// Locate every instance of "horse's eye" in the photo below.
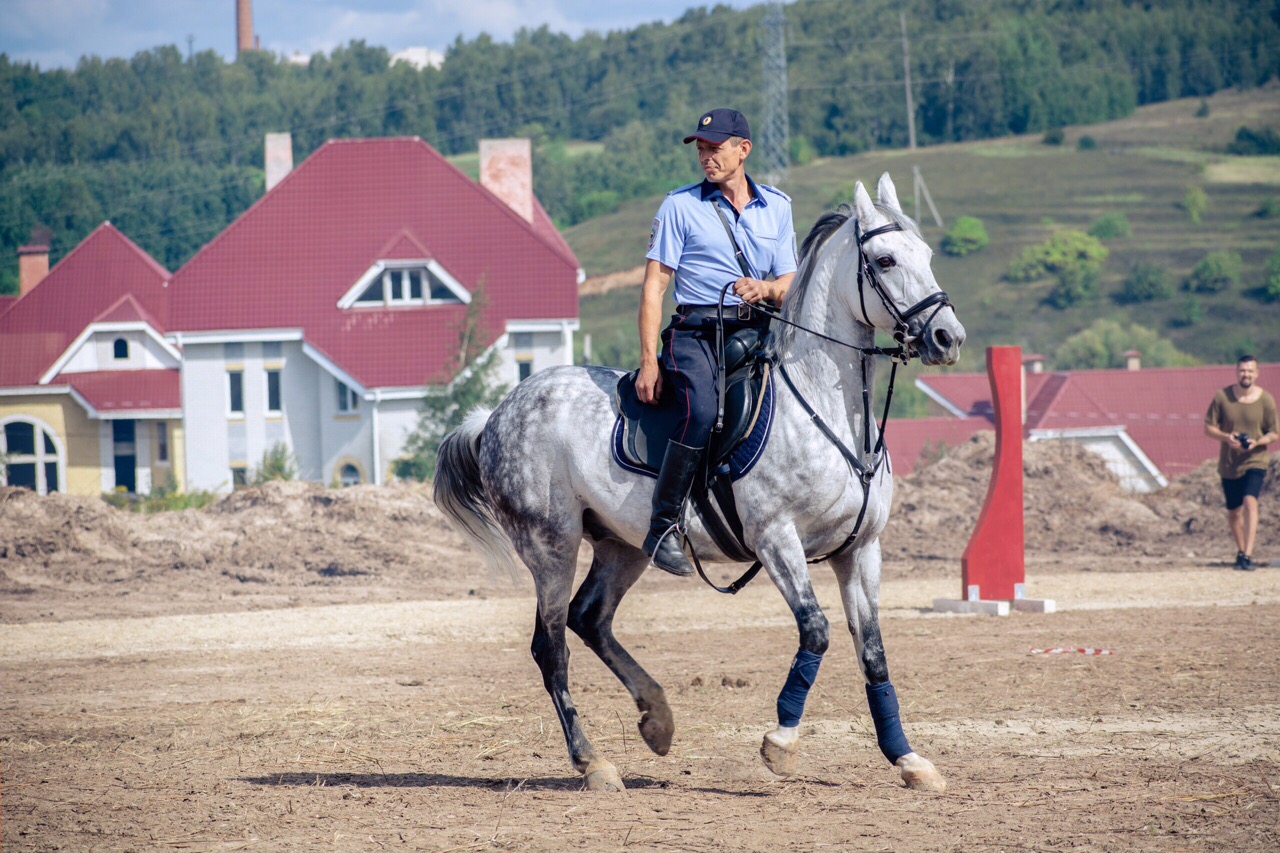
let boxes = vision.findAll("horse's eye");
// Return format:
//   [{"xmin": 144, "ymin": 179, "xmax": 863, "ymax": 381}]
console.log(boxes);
[{"xmin": 876, "ymin": 255, "xmax": 895, "ymax": 269}]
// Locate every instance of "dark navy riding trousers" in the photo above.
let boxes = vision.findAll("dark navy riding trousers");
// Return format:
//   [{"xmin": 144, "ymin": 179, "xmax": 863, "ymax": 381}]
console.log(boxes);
[{"xmin": 659, "ymin": 307, "xmax": 769, "ymax": 449}]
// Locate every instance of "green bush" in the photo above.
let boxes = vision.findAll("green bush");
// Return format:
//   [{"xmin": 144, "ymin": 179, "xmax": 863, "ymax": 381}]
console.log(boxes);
[
  {"xmin": 1117, "ymin": 262, "xmax": 1173, "ymax": 303},
  {"xmin": 252, "ymin": 442, "xmax": 300, "ymax": 484},
  {"xmin": 789, "ymin": 135, "xmax": 816, "ymax": 167},
  {"xmin": 1175, "ymin": 295, "xmax": 1202, "ymax": 327},
  {"xmin": 1180, "ymin": 185, "xmax": 1208, "ymax": 223},
  {"xmin": 940, "ymin": 216, "xmax": 989, "ymax": 257},
  {"xmin": 1077, "ymin": 135, "xmax": 1097, "ymax": 150},
  {"xmin": 1264, "ymin": 246, "xmax": 1280, "ymax": 302},
  {"xmin": 1195, "ymin": 99, "xmax": 1211, "ymax": 118},
  {"xmin": 1254, "ymin": 197, "xmax": 1280, "ymax": 219},
  {"xmin": 573, "ymin": 189, "xmax": 620, "ymax": 221},
  {"xmin": 1226, "ymin": 125, "xmax": 1280, "ymax": 155},
  {"xmin": 101, "ymin": 486, "xmax": 220, "ymax": 513},
  {"xmin": 1087, "ymin": 211, "xmax": 1131, "ymax": 240},
  {"xmin": 1048, "ymin": 263, "xmax": 1101, "ymax": 308},
  {"xmin": 1054, "ymin": 319, "xmax": 1198, "ymax": 369},
  {"xmin": 1007, "ymin": 230, "xmax": 1109, "ymax": 282},
  {"xmin": 1186, "ymin": 250, "xmax": 1242, "ymax": 293},
  {"xmin": 1042, "ymin": 127, "xmax": 1065, "ymax": 145}
]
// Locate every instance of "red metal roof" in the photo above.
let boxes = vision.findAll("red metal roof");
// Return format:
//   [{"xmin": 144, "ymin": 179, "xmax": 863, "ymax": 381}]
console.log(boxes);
[
  {"xmin": 0, "ymin": 295, "xmax": 16, "ymax": 318},
  {"xmin": 0, "ymin": 224, "xmax": 172, "ymax": 388},
  {"xmin": 51, "ymin": 370, "xmax": 181, "ymax": 414},
  {"xmin": 918, "ymin": 363, "xmax": 1280, "ymax": 479},
  {"xmin": 168, "ymin": 137, "xmax": 580, "ymax": 388},
  {"xmin": 888, "ymin": 416, "xmax": 992, "ymax": 476}
]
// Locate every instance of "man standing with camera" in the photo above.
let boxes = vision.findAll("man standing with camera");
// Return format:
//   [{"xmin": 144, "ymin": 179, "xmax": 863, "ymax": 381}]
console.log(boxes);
[{"xmin": 1204, "ymin": 355, "xmax": 1278, "ymax": 570}]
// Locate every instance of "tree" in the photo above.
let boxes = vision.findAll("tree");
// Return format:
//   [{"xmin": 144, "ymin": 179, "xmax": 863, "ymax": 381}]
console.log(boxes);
[
  {"xmin": 1117, "ymin": 262, "xmax": 1172, "ymax": 303},
  {"xmin": 1088, "ymin": 211, "xmax": 1131, "ymax": 240},
  {"xmin": 1263, "ymin": 245, "xmax": 1280, "ymax": 303},
  {"xmin": 1054, "ymin": 319, "xmax": 1198, "ymax": 370},
  {"xmin": 1180, "ymin": 185, "xmax": 1208, "ymax": 223},
  {"xmin": 393, "ymin": 292, "xmax": 509, "ymax": 481},
  {"xmin": 941, "ymin": 216, "xmax": 989, "ymax": 257},
  {"xmin": 1186, "ymin": 250, "xmax": 1242, "ymax": 293},
  {"xmin": 1007, "ymin": 230, "xmax": 1108, "ymax": 282},
  {"xmin": 1048, "ymin": 263, "xmax": 1101, "ymax": 308}
]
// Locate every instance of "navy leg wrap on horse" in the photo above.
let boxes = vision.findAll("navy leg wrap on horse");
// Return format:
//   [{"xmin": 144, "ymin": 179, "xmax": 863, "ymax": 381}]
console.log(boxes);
[
  {"xmin": 776, "ymin": 649, "xmax": 824, "ymax": 727},
  {"xmin": 866, "ymin": 680, "xmax": 913, "ymax": 764}
]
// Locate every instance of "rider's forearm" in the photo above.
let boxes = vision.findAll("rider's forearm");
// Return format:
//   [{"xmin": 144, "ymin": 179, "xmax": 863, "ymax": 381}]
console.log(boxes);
[{"xmin": 771, "ymin": 273, "xmax": 796, "ymax": 304}]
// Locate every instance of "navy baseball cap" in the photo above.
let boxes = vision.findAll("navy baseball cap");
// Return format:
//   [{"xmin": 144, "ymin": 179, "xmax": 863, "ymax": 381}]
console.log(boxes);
[{"xmin": 683, "ymin": 108, "xmax": 751, "ymax": 144}]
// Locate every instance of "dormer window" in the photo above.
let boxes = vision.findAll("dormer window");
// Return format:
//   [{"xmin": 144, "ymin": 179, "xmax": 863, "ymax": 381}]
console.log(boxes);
[
  {"xmin": 339, "ymin": 260, "xmax": 470, "ymax": 310},
  {"xmin": 113, "ymin": 338, "xmax": 129, "ymax": 360}
]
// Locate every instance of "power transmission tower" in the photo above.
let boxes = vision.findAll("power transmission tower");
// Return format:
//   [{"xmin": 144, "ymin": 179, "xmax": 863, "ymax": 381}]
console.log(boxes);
[
  {"xmin": 759, "ymin": 3, "xmax": 789, "ymax": 186},
  {"xmin": 899, "ymin": 11, "xmax": 917, "ymax": 150}
]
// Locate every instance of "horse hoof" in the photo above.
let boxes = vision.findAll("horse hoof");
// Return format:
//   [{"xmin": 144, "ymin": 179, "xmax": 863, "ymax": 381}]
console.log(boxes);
[
  {"xmin": 896, "ymin": 753, "xmax": 946, "ymax": 792},
  {"xmin": 759, "ymin": 731, "xmax": 799, "ymax": 777},
  {"xmin": 638, "ymin": 706, "xmax": 674, "ymax": 756},
  {"xmin": 583, "ymin": 759, "xmax": 626, "ymax": 793}
]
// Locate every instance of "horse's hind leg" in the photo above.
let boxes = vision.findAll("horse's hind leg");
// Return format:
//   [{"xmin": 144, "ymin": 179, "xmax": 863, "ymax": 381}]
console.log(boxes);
[
  {"xmin": 832, "ymin": 540, "xmax": 946, "ymax": 792},
  {"xmin": 568, "ymin": 539, "xmax": 674, "ymax": 756},
  {"xmin": 522, "ymin": 535, "xmax": 625, "ymax": 792}
]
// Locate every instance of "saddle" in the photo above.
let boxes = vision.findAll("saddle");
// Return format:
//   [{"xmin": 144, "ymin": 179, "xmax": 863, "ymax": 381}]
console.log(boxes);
[{"xmin": 612, "ymin": 327, "xmax": 775, "ymax": 563}]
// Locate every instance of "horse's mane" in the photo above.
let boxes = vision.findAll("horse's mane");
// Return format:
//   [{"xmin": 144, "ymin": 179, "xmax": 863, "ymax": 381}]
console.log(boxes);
[{"xmin": 765, "ymin": 201, "xmax": 920, "ymax": 359}]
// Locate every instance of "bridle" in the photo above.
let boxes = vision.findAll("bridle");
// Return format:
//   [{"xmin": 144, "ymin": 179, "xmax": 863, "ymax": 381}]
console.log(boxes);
[{"xmin": 694, "ymin": 216, "xmax": 955, "ymax": 594}]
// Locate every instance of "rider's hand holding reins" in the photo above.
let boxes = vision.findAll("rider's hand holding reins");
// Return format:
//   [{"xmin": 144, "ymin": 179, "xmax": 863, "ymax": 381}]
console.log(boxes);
[{"xmin": 733, "ymin": 273, "xmax": 794, "ymax": 304}]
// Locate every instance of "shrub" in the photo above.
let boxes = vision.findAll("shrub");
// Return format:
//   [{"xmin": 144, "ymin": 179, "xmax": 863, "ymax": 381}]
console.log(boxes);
[
  {"xmin": 1254, "ymin": 197, "xmax": 1280, "ymax": 219},
  {"xmin": 1087, "ymin": 211, "xmax": 1131, "ymax": 240},
  {"xmin": 252, "ymin": 442, "xmax": 299, "ymax": 484},
  {"xmin": 789, "ymin": 135, "xmax": 816, "ymax": 167},
  {"xmin": 1186, "ymin": 250, "xmax": 1242, "ymax": 293},
  {"xmin": 1180, "ymin": 186, "xmax": 1208, "ymax": 223},
  {"xmin": 1048, "ymin": 263, "xmax": 1101, "ymax": 308},
  {"xmin": 1176, "ymin": 295, "xmax": 1202, "ymax": 327},
  {"xmin": 1117, "ymin": 262, "xmax": 1173, "ymax": 303},
  {"xmin": 940, "ymin": 216, "xmax": 989, "ymax": 257},
  {"xmin": 1054, "ymin": 319, "xmax": 1198, "ymax": 370},
  {"xmin": 1195, "ymin": 99, "xmax": 1210, "ymax": 118},
  {"xmin": 573, "ymin": 189, "xmax": 620, "ymax": 220},
  {"xmin": 1042, "ymin": 127, "xmax": 1065, "ymax": 145},
  {"xmin": 1227, "ymin": 125, "xmax": 1280, "ymax": 155},
  {"xmin": 1264, "ymin": 246, "xmax": 1280, "ymax": 303},
  {"xmin": 1077, "ymin": 135, "xmax": 1097, "ymax": 150},
  {"xmin": 1007, "ymin": 230, "xmax": 1109, "ymax": 283}
]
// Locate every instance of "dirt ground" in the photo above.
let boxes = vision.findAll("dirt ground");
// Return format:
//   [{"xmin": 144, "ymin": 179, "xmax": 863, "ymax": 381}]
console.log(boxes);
[{"xmin": 2, "ymin": 438, "xmax": 1278, "ymax": 850}]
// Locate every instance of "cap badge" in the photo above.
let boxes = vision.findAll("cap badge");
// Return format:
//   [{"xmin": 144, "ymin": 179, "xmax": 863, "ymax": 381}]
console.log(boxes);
[{"xmin": 701, "ymin": 115, "xmax": 712, "ymax": 126}]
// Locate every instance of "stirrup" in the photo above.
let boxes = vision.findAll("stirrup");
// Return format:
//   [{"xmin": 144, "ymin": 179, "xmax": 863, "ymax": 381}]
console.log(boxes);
[{"xmin": 648, "ymin": 524, "xmax": 694, "ymax": 576}]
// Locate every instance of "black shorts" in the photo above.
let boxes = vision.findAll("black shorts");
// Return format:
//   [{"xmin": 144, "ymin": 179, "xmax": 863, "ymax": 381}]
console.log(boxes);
[{"xmin": 1222, "ymin": 468, "xmax": 1266, "ymax": 510}]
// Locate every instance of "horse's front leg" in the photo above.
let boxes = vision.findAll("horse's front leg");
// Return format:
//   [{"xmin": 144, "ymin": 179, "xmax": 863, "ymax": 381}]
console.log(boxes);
[
  {"xmin": 832, "ymin": 538, "xmax": 946, "ymax": 792},
  {"xmin": 756, "ymin": 534, "xmax": 829, "ymax": 777}
]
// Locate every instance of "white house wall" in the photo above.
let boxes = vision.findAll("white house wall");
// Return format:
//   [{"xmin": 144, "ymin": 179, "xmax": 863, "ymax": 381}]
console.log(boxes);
[
  {"xmin": 62, "ymin": 331, "xmax": 175, "ymax": 374},
  {"xmin": 180, "ymin": 342, "xmax": 233, "ymax": 491},
  {"xmin": 496, "ymin": 328, "xmax": 573, "ymax": 387},
  {"xmin": 375, "ymin": 398, "xmax": 421, "ymax": 483}
]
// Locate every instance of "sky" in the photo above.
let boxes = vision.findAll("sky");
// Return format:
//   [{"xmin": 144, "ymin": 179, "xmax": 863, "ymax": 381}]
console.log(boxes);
[{"xmin": 2, "ymin": 0, "xmax": 766, "ymax": 70}]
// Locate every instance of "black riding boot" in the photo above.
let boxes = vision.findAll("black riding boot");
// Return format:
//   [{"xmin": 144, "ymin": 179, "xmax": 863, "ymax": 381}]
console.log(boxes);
[{"xmin": 643, "ymin": 440, "xmax": 704, "ymax": 576}]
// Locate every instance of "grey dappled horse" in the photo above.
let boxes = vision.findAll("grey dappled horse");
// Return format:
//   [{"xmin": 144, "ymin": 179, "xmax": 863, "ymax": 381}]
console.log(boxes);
[{"xmin": 434, "ymin": 174, "xmax": 964, "ymax": 792}]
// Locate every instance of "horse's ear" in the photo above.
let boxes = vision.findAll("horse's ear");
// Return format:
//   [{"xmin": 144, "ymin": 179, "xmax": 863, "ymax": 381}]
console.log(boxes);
[
  {"xmin": 853, "ymin": 181, "xmax": 877, "ymax": 225},
  {"xmin": 876, "ymin": 172, "xmax": 902, "ymax": 213}
]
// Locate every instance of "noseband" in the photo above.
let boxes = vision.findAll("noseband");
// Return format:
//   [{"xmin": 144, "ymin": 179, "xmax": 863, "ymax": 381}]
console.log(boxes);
[{"xmin": 853, "ymin": 220, "xmax": 951, "ymax": 352}]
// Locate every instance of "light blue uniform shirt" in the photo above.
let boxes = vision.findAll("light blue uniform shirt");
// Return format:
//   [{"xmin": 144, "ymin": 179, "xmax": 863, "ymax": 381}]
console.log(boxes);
[{"xmin": 646, "ymin": 176, "xmax": 798, "ymax": 307}]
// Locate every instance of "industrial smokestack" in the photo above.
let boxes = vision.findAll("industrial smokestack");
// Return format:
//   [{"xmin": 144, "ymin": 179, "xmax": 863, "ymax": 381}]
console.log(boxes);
[{"xmin": 236, "ymin": 0, "xmax": 254, "ymax": 55}]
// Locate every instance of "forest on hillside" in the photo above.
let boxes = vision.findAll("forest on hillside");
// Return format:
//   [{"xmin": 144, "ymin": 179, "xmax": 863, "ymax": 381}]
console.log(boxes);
[{"xmin": 1, "ymin": 0, "xmax": 1277, "ymax": 291}]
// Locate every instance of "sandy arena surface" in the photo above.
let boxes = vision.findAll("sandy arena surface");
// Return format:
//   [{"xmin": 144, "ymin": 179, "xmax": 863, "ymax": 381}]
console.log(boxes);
[{"xmin": 2, "ymin": 438, "xmax": 1277, "ymax": 850}]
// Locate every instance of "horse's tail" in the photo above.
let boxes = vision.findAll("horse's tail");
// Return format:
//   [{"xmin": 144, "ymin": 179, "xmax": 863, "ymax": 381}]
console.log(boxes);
[{"xmin": 433, "ymin": 407, "xmax": 520, "ymax": 581}]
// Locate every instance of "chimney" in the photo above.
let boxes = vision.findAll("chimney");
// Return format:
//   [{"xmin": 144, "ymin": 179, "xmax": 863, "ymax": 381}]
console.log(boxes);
[
  {"xmin": 1024, "ymin": 353, "xmax": 1046, "ymax": 374},
  {"xmin": 264, "ymin": 133, "xmax": 293, "ymax": 192},
  {"xmin": 236, "ymin": 0, "xmax": 254, "ymax": 55},
  {"xmin": 18, "ymin": 244, "xmax": 50, "ymax": 296},
  {"xmin": 479, "ymin": 138, "xmax": 533, "ymax": 223},
  {"xmin": 1124, "ymin": 349, "xmax": 1141, "ymax": 371}
]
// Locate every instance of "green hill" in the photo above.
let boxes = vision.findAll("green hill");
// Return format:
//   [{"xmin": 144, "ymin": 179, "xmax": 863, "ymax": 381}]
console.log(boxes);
[{"xmin": 568, "ymin": 87, "xmax": 1280, "ymax": 396}]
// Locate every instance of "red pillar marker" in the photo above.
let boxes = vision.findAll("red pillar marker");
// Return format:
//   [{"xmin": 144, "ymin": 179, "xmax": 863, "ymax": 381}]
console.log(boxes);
[{"xmin": 934, "ymin": 346, "xmax": 1054, "ymax": 615}]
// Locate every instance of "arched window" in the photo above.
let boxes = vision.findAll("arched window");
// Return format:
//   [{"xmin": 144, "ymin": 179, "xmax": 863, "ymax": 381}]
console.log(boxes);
[
  {"xmin": 339, "ymin": 464, "xmax": 361, "ymax": 487},
  {"xmin": 1, "ymin": 418, "xmax": 64, "ymax": 494},
  {"xmin": 113, "ymin": 338, "xmax": 129, "ymax": 360}
]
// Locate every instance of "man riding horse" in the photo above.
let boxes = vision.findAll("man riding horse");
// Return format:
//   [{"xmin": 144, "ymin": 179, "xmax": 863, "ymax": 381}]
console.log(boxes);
[{"xmin": 638, "ymin": 108, "xmax": 798, "ymax": 576}]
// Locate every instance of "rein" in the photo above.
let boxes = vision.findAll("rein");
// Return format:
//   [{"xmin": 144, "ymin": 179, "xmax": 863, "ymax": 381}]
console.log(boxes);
[{"xmin": 690, "ymin": 217, "xmax": 943, "ymax": 593}]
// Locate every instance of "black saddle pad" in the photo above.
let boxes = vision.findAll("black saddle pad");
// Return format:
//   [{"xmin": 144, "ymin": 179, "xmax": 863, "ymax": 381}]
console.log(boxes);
[{"xmin": 613, "ymin": 361, "xmax": 773, "ymax": 478}]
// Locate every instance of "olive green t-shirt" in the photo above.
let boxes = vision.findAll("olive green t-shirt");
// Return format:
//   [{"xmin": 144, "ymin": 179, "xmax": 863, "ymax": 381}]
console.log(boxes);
[{"xmin": 1205, "ymin": 387, "xmax": 1277, "ymax": 478}]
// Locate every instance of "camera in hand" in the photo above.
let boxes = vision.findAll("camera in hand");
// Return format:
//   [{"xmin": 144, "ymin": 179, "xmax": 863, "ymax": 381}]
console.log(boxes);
[{"xmin": 1235, "ymin": 433, "xmax": 1253, "ymax": 449}]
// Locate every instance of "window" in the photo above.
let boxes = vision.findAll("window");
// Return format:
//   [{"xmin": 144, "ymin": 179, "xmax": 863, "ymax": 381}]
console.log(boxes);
[
  {"xmin": 230, "ymin": 465, "xmax": 248, "ymax": 489},
  {"xmin": 512, "ymin": 332, "xmax": 534, "ymax": 350},
  {"xmin": 156, "ymin": 422, "xmax": 169, "ymax": 463},
  {"xmin": 225, "ymin": 342, "xmax": 244, "ymax": 361},
  {"xmin": 113, "ymin": 338, "xmax": 129, "ymax": 360},
  {"xmin": 2, "ymin": 419, "xmax": 62, "ymax": 494},
  {"xmin": 228, "ymin": 370, "xmax": 244, "ymax": 415},
  {"xmin": 336, "ymin": 378, "xmax": 359, "ymax": 412},
  {"xmin": 262, "ymin": 341, "xmax": 282, "ymax": 360},
  {"xmin": 266, "ymin": 369, "xmax": 282, "ymax": 414},
  {"xmin": 349, "ymin": 264, "xmax": 463, "ymax": 307},
  {"xmin": 518, "ymin": 360, "xmax": 533, "ymax": 382},
  {"xmin": 339, "ymin": 464, "xmax": 361, "ymax": 487}
]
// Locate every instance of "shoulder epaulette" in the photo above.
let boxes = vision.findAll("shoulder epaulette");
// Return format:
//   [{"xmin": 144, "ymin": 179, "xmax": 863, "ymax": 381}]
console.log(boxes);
[
  {"xmin": 760, "ymin": 184, "xmax": 792, "ymax": 202},
  {"xmin": 667, "ymin": 181, "xmax": 701, "ymax": 197}
]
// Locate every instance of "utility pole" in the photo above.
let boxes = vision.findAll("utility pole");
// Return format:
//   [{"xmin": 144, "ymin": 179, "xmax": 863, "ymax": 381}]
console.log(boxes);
[
  {"xmin": 759, "ymin": 2, "xmax": 790, "ymax": 186},
  {"xmin": 899, "ymin": 11, "xmax": 917, "ymax": 151}
]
